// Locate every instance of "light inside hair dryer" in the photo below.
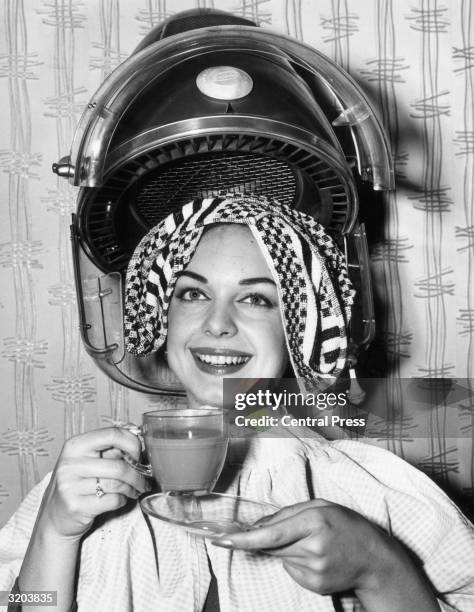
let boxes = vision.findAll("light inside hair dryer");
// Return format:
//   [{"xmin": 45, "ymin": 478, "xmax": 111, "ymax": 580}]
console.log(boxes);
[{"xmin": 53, "ymin": 8, "xmax": 394, "ymax": 395}]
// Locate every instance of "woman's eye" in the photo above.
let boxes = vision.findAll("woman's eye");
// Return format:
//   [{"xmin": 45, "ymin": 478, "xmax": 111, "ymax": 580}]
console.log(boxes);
[
  {"xmin": 239, "ymin": 293, "xmax": 273, "ymax": 308},
  {"xmin": 177, "ymin": 288, "xmax": 208, "ymax": 301}
]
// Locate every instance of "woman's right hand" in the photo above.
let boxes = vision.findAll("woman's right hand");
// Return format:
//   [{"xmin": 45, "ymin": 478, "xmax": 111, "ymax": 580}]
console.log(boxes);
[{"xmin": 38, "ymin": 427, "xmax": 148, "ymax": 539}]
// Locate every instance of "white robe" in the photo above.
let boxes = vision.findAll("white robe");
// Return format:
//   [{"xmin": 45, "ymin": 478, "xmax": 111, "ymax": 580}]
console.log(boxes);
[{"xmin": 1, "ymin": 428, "xmax": 473, "ymax": 611}]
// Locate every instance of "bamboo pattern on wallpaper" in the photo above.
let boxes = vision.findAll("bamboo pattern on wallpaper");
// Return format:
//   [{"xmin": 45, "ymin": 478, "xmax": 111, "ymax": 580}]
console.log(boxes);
[
  {"xmin": 284, "ymin": 0, "xmax": 302, "ymax": 41},
  {"xmin": 408, "ymin": 2, "xmax": 456, "ymax": 489},
  {"xmin": 321, "ymin": 0, "xmax": 358, "ymax": 70},
  {"xmin": 90, "ymin": 0, "xmax": 127, "ymax": 78},
  {"xmin": 237, "ymin": 0, "xmax": 270, "ymax": 25},
  {"xmin": 38, "ymin": 0, "xmax": 95, "ymax": 441},
  {"xmin": 455, "ymin": 0, "xmax": 474, "ymax": 509},
  {"xmin": 365, "ymin": 0, "xmax": 412, "ymax": 458},
  {"xmin": 0, "ymin": 0, "xmax": 51, "ymax": 500},
  {"xmin": 137, "ymin": 0, "xmax": 171, "ymax": 34},
  {"xmin": 0, "ymin": 0, "xmax": 473, "ymax": 525}
]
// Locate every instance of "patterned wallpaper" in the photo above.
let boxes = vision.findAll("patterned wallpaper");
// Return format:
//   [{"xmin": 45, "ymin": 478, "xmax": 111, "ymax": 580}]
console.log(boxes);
[{"xmin": 0, "ymin": 0, "xmax": 473, "ymax": 526}]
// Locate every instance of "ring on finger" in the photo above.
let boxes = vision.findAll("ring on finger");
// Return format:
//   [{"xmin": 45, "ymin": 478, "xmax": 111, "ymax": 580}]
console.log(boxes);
[{"xmin": 95, "ymin": 477, "xmax": 105, "ymax": 498}]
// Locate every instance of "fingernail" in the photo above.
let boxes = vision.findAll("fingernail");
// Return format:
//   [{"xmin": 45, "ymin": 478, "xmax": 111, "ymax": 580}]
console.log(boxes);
[{"xmin": 212, "ymin": 539, "xmax": 234, "ymax": 548}]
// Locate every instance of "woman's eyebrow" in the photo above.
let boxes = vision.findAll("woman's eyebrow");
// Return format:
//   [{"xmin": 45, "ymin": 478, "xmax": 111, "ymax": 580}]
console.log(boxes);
[
  {"xmin": 175, "ymin": 270, "xmax": 208, "ymax": 283},
  {"xmin": 176, "ymin": 271, "xmax": 276, "ymax": 286},
  {"xmin": 239, "ymin": 277, "xmax": 276, "ymax": 286}
]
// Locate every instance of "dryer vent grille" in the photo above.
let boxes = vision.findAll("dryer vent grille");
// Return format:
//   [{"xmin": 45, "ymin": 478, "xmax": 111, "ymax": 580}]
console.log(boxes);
[
  {"xmin": 80, "ymin": 133, "xmax": 351, "ymax": 272},
  {"xmin": 134, "ymin": 152, "xmax": 297, "ymax": 225}
]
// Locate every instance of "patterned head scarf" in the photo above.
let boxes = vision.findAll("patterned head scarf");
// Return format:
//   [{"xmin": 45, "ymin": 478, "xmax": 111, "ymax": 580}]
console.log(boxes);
[{"xmin": 124, "ymin": 194, "xmax": 355, "ymax": 382}]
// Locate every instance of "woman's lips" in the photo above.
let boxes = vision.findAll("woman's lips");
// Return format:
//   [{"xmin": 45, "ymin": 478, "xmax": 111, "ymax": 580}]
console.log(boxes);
[{"xmin": 190, "ymin": 348, "xmax": 252, "ymax": 375}]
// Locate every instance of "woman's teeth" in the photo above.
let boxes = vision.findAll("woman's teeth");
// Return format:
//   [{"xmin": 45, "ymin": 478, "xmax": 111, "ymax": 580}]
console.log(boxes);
[{"xmin": 196, "ymin": 354, "xmax": 250, "ymax": 366}]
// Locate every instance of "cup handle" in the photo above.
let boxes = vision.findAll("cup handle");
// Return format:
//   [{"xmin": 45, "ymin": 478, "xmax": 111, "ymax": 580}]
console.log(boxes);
[{"xmin": 121, "ymin": 423, "xmax": 153, "ymax": 478}]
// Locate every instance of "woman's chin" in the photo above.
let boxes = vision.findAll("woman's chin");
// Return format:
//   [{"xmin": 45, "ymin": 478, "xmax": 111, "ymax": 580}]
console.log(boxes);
[{"xmin": 187, "ymin": 389, "xmax": 224, "ymax": 409}]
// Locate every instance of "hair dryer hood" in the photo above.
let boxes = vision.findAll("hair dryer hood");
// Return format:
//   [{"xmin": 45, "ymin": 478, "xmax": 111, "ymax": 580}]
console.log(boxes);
[
  {"xmin": 59, "ymin": 21, "xmax": 393, "ymax": 194},
  {"xmin": 56, "ymin": 9, "xmax": 393, "ymax": 394}
]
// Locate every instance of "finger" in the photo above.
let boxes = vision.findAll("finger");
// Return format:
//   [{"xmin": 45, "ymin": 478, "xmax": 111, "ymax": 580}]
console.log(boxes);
[
  {"xmin": 100, "ymin": 448, "xmax": 125, "ymax": 460},
  {"xmin": 62, "ymin": 427, "xmax": 142, "ymax": 461},
  {"xmin": 253, "ymin": 499, "xmax": 333, "ymax": 527},
  {"xmin": 61, "ymin": 457, "xmax": 148, "ymax": 492},
  {"xmin": 257, "ymin": 541, "xmax": 316, "ymax": 558},
  {"xmin": 77, "ymin": 478, "xmax": 142, "ymax": 500},
  {"xmin": 251, "ymin": 525, "xmax": 324, "ymax": 559},
  {"xmin": 87, "ymin": 493, "xmax": 129, "ymax": 514},
  {"xmin": 213, "ymin": 510, "xmax": 316, "ymax": 551}
]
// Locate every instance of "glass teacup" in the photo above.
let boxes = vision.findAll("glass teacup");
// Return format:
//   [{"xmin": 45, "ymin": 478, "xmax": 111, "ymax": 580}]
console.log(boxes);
[{"xmin": 126, "ymin": 407, "xmax": 229, "ymax": 495}]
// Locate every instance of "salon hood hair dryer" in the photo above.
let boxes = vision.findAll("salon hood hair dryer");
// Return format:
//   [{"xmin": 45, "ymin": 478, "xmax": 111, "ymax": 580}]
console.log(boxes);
[{"xmin": 53, "ymin": 8, "xmax": 394, "ymax": 396}]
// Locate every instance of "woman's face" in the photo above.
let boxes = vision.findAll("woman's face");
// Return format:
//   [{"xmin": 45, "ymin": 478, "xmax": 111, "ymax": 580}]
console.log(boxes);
[{"xmin": 167, "ymin": 224, "xmax": 289, "ymax": 408}]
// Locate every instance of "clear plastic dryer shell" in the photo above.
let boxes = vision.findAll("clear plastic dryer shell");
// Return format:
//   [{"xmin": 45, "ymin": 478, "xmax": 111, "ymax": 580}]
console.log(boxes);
[
  {"xmin": 63, "ymin": 28, "xmax": 393, "ymax": 192},
  {"xmin": 54, "ymin": 12, "xmax": 393, "ymax": 394}
]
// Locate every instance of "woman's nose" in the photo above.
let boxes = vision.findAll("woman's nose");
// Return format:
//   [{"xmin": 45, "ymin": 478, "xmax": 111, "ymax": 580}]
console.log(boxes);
[{"xmin": 203, "ymin": 302, "xmax": 238, "ymax": 337}]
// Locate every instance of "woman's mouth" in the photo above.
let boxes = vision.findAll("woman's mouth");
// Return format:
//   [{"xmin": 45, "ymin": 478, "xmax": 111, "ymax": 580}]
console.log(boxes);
[{"xmin": 190, "ymin": 348, "xmax": 252, "ymax": 375}]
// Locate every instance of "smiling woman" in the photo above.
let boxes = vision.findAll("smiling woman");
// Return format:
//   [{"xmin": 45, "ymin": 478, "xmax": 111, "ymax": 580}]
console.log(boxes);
[
  {"xmin": 1, "ymin": 194, "xmax": 473, "ymax": 612},
  {"xmin": 167, "ymin": 224, "xmax": 288, "ymax": 408}
]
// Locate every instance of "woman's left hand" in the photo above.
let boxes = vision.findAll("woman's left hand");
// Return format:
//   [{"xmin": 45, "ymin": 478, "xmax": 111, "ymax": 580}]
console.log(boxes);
[{"xmin": 213, "ymin": 499, "xmax": 413, "ymax": 596}]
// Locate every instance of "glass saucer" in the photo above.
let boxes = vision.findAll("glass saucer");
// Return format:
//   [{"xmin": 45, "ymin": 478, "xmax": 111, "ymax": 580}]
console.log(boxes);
[{"xmin": 140, "ymin": 492, "xmax": 280, "ymax": 539}]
